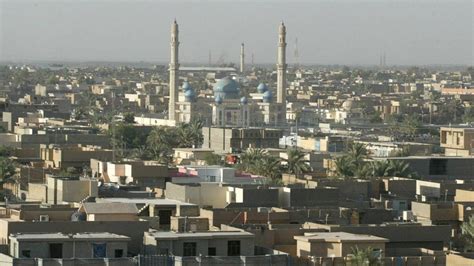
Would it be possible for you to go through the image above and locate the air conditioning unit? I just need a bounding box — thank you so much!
[39,215,50,222]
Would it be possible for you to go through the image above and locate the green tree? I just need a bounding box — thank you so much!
[460,215,474,252]
[334,156,355,179]
[174,119,204,148]
[401,114,421,140]
[462,106,474,124]
[239,148,267,172]
[283,149,310,178]
[369,160,391,178]
[251,155,282,180]
[348,143,368,165]
[387,160,415,178]
[123,112,135,124]
[0,146,13,157]
[348,246,382,266]
[204,153,222,166]
[112,123,149,153]
[0,158,16,183]
[146,126,178,163]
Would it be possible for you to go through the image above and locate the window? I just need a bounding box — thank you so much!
[208,247,216,256]
[114,249,124,258]
[21,250,31,258]
[49,243,63,258]
[227,240,240,256]
[183,242,197,256]
[92,243,107,258]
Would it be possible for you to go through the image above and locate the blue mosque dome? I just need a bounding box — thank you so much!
[182,81,192,91]
[240,96,248,105]
[262,90,273,103]
[213,77,240,99]
[184,88,196,102]
[257,83,268,93]
[215,95,223,105]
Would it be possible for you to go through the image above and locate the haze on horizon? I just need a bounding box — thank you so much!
[0,0,472,66]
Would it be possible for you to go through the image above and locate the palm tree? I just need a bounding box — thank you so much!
[176,124,196,148]
[387,160,414,178]
[187,119,204,147]
[348,246,382,266]
[239,148,267,172]
[334,156,355,179]
[251,156,282,180]
[460,215,474,252]
[146,126,176,162]
[283,149,311,178]
[348,142,368,164]
[369,160,391,178]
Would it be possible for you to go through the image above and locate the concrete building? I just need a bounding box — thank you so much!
[79,202,138,221]
[320,223,451,254]
[172,165,266,184]
[383,156,474,179]
[9,232,130,259]
[279,187,340,207]
[202,127,283,153]
[27,175,98,204]
[294,232,387,258]
[104,161,169,188]
[440,127,474,156]
[0,212,149,254]
[165,183,228,208]
[173,148,215,165]
[40,144,113,169]
[96,197,198,230]
[357,141,432,157]
[143,230,255,257]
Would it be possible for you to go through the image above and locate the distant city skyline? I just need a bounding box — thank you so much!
[0,0,472,66]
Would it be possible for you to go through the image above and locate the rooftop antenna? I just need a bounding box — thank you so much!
[251,53,254,67]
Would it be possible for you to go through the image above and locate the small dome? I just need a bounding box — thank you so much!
[213,77,240,99]
[240,96,248,105]
[263,90,273,103]
[257,83,268,93]
[215,95,223,105]
[184,89,196,102]
[182,81,192,91]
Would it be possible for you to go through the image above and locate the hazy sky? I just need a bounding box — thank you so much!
[0,0,472,65]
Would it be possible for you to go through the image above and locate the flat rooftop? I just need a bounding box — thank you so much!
[295,232,388,243]
[145,230,254,240]
[96,198,195,206]
[10,232,130,241]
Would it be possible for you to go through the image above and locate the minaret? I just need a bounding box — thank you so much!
[240,43,245,73]
[276,22,287,104]
[168,20,179,121]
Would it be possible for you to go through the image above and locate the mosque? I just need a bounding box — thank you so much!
[168,20,287,127]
